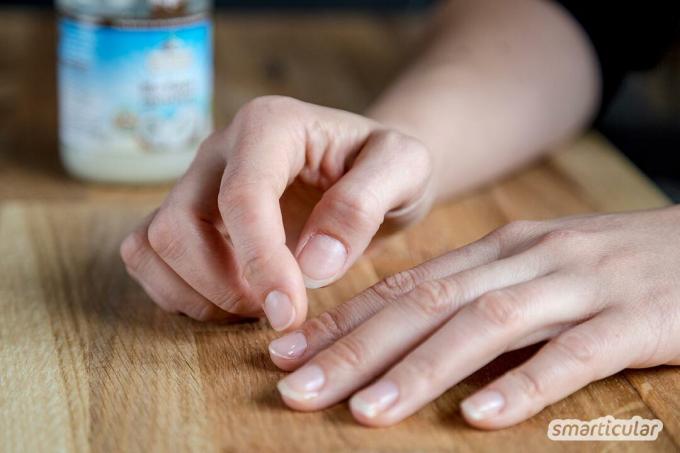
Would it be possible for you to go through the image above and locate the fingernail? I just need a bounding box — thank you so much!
[298,234,347,288]
[277,364,325,401]
[350,380,399,418]
[461,390,505,421]
[269,332,308,360]
[263,290,296,331]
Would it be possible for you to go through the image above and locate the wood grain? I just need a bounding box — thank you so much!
[1,8,679,453]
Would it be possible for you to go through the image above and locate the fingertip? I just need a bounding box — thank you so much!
[276,381,320,412]
[263,290,298,331]
[349,400,396,428]
[268,352,300,371]
[460,389,519,430]
[244,248,308,330]
[297,233,348,288]
[268,331,308,371]
[460,412,517,430]
[302,275,335,289]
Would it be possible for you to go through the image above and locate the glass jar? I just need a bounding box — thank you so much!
[56,0,213,184]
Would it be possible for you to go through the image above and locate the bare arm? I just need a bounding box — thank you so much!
[121,0,603,330]
[368,0,601,200]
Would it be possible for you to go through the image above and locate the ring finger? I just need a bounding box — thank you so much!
[275,247,566,411]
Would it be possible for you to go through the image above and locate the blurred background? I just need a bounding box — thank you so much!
[1,0,679,198]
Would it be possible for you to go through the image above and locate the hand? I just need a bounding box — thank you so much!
[269,207,680,428]
[120,96,433,329]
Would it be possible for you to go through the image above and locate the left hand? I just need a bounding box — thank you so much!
[267,206,680,428]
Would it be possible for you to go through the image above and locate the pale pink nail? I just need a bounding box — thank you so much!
[350,381,399,418]
[277,364,325,401]
[269,332,308,360]
[461,390,505,420]
[263,290,295,331]
[298,234,347,288]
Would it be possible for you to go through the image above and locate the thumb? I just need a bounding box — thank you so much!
[295,130,433,288]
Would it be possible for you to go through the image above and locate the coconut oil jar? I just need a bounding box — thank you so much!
[57,0,213,183]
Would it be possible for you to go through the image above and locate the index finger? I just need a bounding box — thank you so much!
[217,96,373,331]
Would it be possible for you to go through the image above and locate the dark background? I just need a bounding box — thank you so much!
[2,0,679,199]
[0,0,431,8]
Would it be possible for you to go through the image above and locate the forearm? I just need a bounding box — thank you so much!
[367,0,601,201]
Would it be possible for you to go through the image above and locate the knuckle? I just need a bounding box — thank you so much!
[385,132,432,178]
[473,289,522,328]
[538,228,590,252]
[239,249,276,286]
[235,95,302,125]
[147,210,186,261]
[593,247,640,274]
[375,129,408,147]
[506,368,544,401]
[553,330,598,366]
[217,185,268,231]
[120,229,149,271]
[374,130,421,156]
[147,208,200,261]
[412,279,459,318]
[324,335,368,370]
[306,310,349,341]
[321,190,381,231]
[405,138,431,170]
[211,291,244,314]
[218,180,253,208]
[374,270,420,300]
[497,220,539,243]
[196,130,225,154]
[398,353,444,386]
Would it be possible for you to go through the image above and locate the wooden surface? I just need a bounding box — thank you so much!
[1,8,679,453]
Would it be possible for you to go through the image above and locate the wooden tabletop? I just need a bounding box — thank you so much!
[1,8,679,453]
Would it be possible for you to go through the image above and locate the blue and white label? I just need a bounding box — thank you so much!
[58,16,213,156]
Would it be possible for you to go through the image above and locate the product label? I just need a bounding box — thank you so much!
[58,16,213,155]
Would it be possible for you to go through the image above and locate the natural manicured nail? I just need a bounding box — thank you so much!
[350,380,400,418]
[269,331,308,360]
[277,364,325,401]
[461,390,505,421]
[298,234,347,288]
[263,290,295,331]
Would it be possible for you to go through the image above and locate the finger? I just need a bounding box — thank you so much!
[295,130,432,289]
[269,219,555,370]
[146,144,256,315]
[121,213,234,321]
[216,107,307,331]
[269,231,504,370]
[507,323,571,351]
[217,97,376,331]
[346,273,594,426]
[460,310,636,429]
[275,247,561,412]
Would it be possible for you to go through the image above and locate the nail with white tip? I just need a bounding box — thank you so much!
[461,390,505,421]
[350,380,399,418]
[277,364,325,401]
[269,332,308,360]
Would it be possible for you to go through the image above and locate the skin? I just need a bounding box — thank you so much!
[120,0,680,429]
[271,210,680,428]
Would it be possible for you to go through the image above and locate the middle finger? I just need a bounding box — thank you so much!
[276,245,558,410]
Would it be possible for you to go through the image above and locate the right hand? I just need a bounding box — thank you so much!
[120,96,434,330]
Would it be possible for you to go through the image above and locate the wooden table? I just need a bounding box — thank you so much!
[1,8,679,453]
